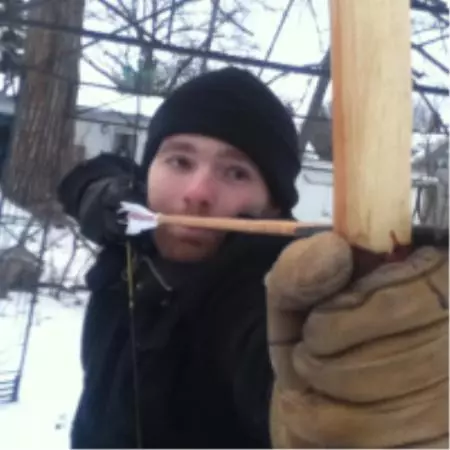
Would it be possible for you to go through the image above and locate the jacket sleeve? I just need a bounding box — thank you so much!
[209,279,274,447]
[57,153,143,219]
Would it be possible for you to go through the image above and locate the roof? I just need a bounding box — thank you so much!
[0,94,152,128]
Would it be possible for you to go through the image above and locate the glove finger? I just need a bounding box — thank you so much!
[407,435,449,448]
[104,209,127,241]
[102,176,132,207]
[303,247,448,356]
[275,379,448,448]
[267,307,305,390]
[265,232,352,389]
[270,384,319,449]
[293,319,448,402]
[265,231,353,311]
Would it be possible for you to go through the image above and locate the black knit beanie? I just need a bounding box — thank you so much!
[141,67,302,213]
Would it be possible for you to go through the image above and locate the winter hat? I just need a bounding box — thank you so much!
[141,67,302,213]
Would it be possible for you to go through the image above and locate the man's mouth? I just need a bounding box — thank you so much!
[171,224,218,241]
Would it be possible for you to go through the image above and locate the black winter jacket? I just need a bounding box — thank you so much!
[59,155,294,449]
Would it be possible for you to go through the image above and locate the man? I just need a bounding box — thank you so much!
[58,67,448,449]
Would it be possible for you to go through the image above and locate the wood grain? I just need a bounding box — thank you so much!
[330,0,413,253]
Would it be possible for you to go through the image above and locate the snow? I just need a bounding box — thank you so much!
[0,196,92,449]
[0,294,86,449]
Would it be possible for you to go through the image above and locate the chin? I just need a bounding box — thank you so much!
[159,241,216,262]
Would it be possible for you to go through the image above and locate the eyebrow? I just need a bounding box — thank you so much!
[160,138,252,165]
[218,146,252,163]
[159,140,197,153]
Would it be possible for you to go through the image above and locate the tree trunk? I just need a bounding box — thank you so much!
[0,0,85,224]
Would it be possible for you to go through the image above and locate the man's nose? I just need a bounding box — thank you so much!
[182,169,218,211]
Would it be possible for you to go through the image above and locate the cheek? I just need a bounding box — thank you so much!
[217,185,271,217]
[147,164,181,211]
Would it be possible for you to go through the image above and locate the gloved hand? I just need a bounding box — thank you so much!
[58,154,147,246]
[265,232,448,448]
[77,175,146,245]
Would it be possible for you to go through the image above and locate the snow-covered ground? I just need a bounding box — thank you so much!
[0,294,86,449]
[0,196,93,449]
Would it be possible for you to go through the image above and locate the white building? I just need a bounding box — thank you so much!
[73,109,149,162]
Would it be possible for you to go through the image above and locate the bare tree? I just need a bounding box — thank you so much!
[81,0,276,96]
[295,0,448,162]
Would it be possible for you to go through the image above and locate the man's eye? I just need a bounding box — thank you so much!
[225,166,251,181]
[167,156,192,170]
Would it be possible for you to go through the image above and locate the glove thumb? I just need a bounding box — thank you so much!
[265,231,353,312]
[265,232,353,390]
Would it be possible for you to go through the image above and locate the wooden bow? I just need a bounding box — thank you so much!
[331,0,412,255]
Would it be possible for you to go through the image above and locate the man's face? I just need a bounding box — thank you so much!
[147,134,278,262]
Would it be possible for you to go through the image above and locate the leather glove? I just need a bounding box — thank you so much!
[265,231,448,448]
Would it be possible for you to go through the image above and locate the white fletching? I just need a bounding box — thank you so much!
[118,201,159,235]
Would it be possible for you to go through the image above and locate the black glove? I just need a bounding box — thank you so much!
[58,154,147,246]
[79,175,147,244]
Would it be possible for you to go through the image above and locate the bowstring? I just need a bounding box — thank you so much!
[125,241,143,448]
[125,51,145,449]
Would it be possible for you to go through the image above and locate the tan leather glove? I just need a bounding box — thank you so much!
[265,232,448,448]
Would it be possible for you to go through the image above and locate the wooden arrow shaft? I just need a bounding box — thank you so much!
[158,214,322,236]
